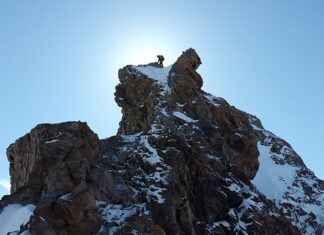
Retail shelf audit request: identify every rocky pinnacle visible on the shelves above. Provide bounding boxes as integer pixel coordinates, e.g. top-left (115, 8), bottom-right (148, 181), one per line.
top-left (1, 49), bottom-right (323, 235)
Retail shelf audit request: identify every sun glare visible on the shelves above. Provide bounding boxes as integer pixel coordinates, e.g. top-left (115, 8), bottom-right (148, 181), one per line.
top-left (119, 38), bottom-right (180, 67)
top-left (132, 50), bottom-right (158, 65)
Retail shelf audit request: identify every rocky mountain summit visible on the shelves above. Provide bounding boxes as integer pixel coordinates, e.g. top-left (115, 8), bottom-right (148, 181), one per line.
top-left (1, 48), bottom-right (323, 235)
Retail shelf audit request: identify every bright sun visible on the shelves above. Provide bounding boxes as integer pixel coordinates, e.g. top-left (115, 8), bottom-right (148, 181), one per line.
top-left (131, 50), bottom-right (159, 65)
top-left (119, 38), bottom-right (180, 67)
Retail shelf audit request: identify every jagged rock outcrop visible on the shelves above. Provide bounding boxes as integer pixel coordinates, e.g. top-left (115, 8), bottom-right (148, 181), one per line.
top-left (168, 48), bottom-right (203, 100)
top-left (2, 122), bottom-right (108, 234)
top-left (1, 48), bottom-right (323, 235)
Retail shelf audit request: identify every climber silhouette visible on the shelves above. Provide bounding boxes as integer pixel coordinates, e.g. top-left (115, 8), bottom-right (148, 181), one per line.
top-left (157, 55), bottom-right (164, 68)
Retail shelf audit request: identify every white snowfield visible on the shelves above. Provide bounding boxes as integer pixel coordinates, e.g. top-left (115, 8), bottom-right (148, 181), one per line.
top-left (0, 204), bottom-right (35, 235)
top-left (250, 116), bottom-right (324, 235)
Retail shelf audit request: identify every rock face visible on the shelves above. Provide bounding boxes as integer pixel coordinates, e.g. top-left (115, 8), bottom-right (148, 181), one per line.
top-left (169, 48), bottom-right (203, 100)
top-left (3, 122), bottom-right (104, 234)
top-left (1, 48), bottom-right (323, 235)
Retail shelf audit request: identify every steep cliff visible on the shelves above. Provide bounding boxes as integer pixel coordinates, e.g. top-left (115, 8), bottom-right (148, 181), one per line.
top-left (0, 49), bottom-right (323, 235)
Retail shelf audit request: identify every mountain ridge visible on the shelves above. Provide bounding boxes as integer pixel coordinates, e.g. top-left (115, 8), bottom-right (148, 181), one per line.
top-left (0, 48), bottom-right (323, 235)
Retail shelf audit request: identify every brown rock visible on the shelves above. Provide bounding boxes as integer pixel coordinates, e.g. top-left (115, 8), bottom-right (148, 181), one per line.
top-left (6, 122), bottom-right (102, 234)
top-left (168, 48), bottom-right (203, 100)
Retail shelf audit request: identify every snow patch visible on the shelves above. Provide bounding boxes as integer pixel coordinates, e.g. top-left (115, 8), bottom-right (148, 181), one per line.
top-left (98, 201), bottom-right (147, 235)
top-left (211, 220), bottom-right (230, 229)
top-left (176, 102), bottom-right (186, 107)
top-left (140, 136), bottom-right (161, 165)
top-left (252, 142), bottom-right (298, 202)
top-left (0, 204), bottom-right (35, 235)
top-left (59, 193), bottom-right (72, 201)
top-left (134, 65), bottom-right (172, 94)
top-left (250, 119), bottom-right (324, 234)
top-left (173, 111), bottom-right (198, 123)
top-left (203, 94), bottom-right (221, 108)
top-left (134, 65), bottom-right (172, 83)
top-left (45, 139), bottom-right (59, 144)
top-left (147, 185), bottom-right (166, 204)
top-left (121, 132), bottom-right (142, 143)
top-left (160, 108), bottom-right (169, 117)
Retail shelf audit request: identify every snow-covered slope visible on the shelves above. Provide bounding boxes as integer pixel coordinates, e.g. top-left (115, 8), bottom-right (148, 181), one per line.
top-left (250, 115), bottom-right (324, 234)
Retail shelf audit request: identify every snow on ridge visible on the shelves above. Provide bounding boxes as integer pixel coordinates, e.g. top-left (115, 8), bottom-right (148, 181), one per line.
top-left (0, 204), bottom-right (35, 235)
top-left (134, 65), bottom-right (172, 85)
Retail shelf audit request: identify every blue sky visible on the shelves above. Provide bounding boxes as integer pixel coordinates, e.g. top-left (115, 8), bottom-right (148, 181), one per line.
top-left (0, 1), bottom-right (323, 197)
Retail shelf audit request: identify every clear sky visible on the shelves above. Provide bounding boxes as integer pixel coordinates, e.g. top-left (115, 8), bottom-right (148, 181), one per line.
top-left (0, 1), bottom-right (323, 197)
